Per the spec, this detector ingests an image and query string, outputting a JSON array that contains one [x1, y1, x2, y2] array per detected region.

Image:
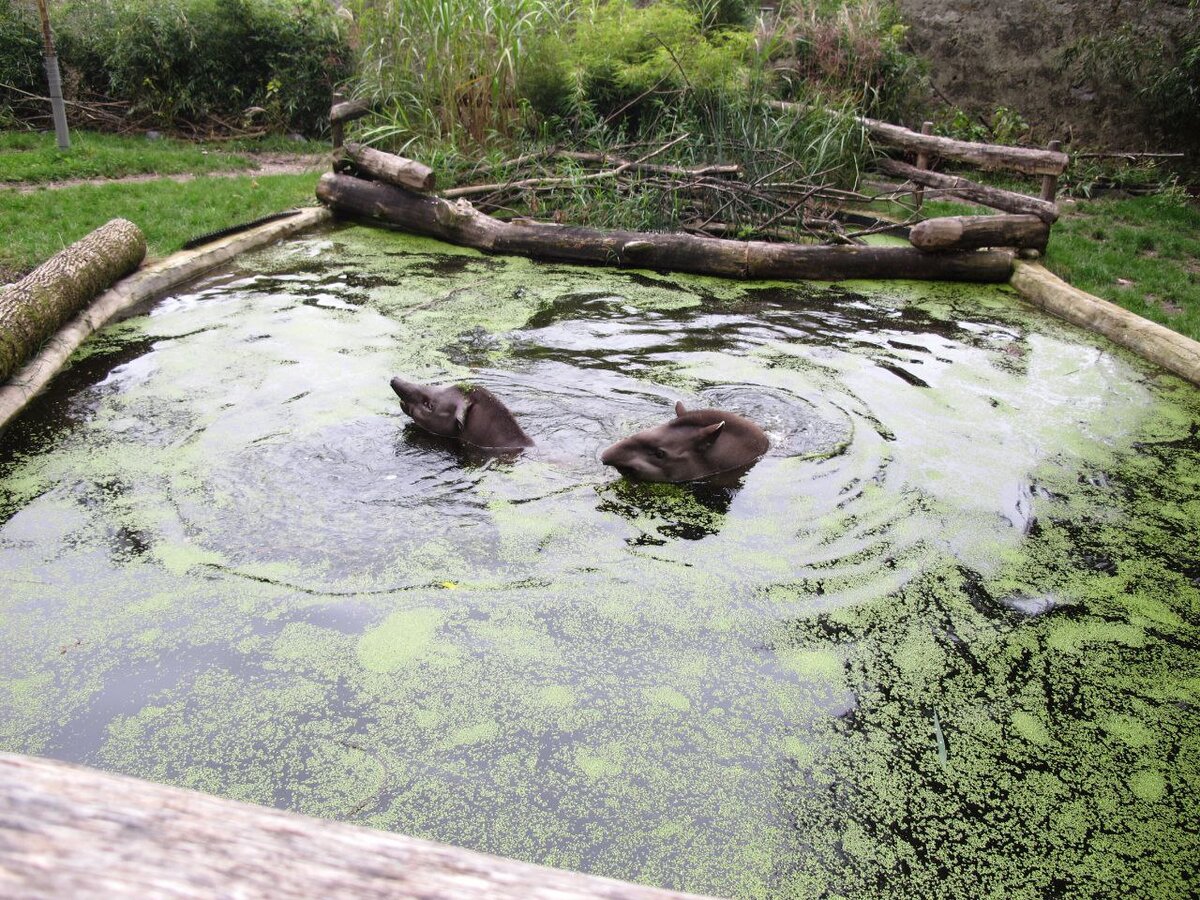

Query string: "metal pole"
[[35, 0, 70, 150]]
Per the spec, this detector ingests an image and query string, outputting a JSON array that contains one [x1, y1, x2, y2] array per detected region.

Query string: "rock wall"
[[893, 0, 1195, 148]]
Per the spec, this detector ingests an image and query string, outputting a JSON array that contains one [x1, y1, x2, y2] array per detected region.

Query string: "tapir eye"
[[423, 399, 433, 410], [653, 447, 666, 459]]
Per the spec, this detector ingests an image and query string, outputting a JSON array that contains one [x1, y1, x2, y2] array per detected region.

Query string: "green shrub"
[[0, 1, 44, 126], [50, 0, 351, 134], [768, 0, 926, 121]]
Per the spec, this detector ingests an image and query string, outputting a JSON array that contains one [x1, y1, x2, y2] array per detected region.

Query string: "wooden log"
[[909, 215, 1050, 252], [0, 752, 715, 900], [0, 218, 145, 384], [337, 141, 436, 192], [1040, 140, 1063, 202], [767, 101, 1069, 176], [1012, 261, 1200, 388], [861, 116, 1068, 176], [1, 208, 331, 433], [913, 120, 933, 209], [329, 98, 374, 127], [316, 173, 1015, 283], [876, 158, 1060, 224]]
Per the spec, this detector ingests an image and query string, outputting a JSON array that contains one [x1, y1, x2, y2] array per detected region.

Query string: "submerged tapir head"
[[600, 401, 768, 483], [390, 376, 534, 450]]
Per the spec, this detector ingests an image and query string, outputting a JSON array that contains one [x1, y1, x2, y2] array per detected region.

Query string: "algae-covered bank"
[[1, 224, 1197, 898]]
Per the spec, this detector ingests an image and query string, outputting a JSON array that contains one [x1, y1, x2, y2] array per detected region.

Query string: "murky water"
[[2, 225, 1197, 898]]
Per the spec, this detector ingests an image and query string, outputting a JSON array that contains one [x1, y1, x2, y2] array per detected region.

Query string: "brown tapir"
[[390, 377, 534, 451], [600, 401, 769, 483]]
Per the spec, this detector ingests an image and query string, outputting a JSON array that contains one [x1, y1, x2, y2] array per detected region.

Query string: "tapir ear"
[[675, 400, 687, 417], [694, 420, 724, 450], [453, 396, 472, 433]]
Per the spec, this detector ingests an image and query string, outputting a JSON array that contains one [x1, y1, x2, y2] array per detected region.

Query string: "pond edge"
[[1011, 260, 1200, 387], [0, 206, 333, 435]]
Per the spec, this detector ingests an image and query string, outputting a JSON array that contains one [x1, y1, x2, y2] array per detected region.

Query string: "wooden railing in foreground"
[[0, 752, 719, 900]]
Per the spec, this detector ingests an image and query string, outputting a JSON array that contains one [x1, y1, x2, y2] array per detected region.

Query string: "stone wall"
[[893, 0, 1195, 148]]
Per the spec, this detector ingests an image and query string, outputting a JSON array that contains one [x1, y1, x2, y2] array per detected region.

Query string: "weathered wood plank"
[[317, 173, 1015, 283], [0, 753, 718, 900], [329, 99, 374, 126], [876, 158, 1060, 224], [909, 215, 1050, 252]]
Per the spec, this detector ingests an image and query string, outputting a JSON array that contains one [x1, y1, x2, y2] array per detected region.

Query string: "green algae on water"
[[1, 223, 1198, 899]]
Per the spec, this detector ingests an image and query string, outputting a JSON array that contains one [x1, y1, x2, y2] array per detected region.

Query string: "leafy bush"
[[44, 0, 351, 134], [0, 1, 46, 126], [768, 0, 926, 121]]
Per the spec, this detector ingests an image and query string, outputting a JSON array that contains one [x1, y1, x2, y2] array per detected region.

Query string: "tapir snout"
[[390, 376, 534, 451]]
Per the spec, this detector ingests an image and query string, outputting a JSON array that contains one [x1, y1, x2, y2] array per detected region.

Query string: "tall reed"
[[346, 0, 585, 145]]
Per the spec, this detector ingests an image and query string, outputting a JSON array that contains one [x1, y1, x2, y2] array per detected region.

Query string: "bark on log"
[[0, 218, 145, 384], [337, 142, 436, 192], [317, 173, 1014, 283], [876, 158, 1060, 224], [0, 752, 715, 900], [1, 208, 332, 434], [767, 101, 1070, 176], [909, 215, 1050, 252]]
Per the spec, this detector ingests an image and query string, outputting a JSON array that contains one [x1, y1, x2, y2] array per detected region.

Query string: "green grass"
[[0, 131, 325, 184], [1044, 193, 1200, 342], [0, 173, 320, 280]]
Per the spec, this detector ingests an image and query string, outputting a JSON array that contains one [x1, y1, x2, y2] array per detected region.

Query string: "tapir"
[[600, 401, 769, 483], [390, 377, 534, 451]]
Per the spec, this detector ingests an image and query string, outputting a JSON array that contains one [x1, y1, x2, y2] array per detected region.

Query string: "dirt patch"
[[5, 153, 327, 194]]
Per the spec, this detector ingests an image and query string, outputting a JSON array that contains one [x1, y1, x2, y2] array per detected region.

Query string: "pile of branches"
[[422, 134, 928, 246]]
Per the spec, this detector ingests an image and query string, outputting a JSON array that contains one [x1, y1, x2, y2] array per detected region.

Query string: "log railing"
[[769, 100, 1069, 255]]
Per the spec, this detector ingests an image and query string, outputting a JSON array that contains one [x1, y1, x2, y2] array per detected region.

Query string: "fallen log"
[[909, 215, 1050, 252], [876, 159, 1060, 224], [768, 101, 1070, 176], [337, 141, 436, 192], [0, 208, 331, 434], [0, 752, 714, 900], [0, 218, 145, 384], [317, 173, 1014, 283]]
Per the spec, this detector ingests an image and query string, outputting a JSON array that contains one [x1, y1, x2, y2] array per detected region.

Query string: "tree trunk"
[[337, 142, 436, 192], [876, 159, 1060, 224], [316, 173, 1014, 283], [909, 215, 1050, 252], [0, 218, 145, 383]]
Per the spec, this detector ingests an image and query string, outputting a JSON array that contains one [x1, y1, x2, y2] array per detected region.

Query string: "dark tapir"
[[600, 401, 769, 483], [390, 377, 534, 451]]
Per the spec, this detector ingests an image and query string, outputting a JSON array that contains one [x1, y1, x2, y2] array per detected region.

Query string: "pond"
[[1, 224, 1197, 898]]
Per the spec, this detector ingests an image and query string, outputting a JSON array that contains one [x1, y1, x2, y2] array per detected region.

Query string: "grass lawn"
[[0, 173, 321, 280], [1044, 194, 1200, 343], [0, 130, 325, 184]]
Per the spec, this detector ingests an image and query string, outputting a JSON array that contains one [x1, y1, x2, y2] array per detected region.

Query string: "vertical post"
[[913, 120, 933, 209], [331, 92, 345, 151], [1040, 139, 1063, 202], [35, 0, 70, 150]]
